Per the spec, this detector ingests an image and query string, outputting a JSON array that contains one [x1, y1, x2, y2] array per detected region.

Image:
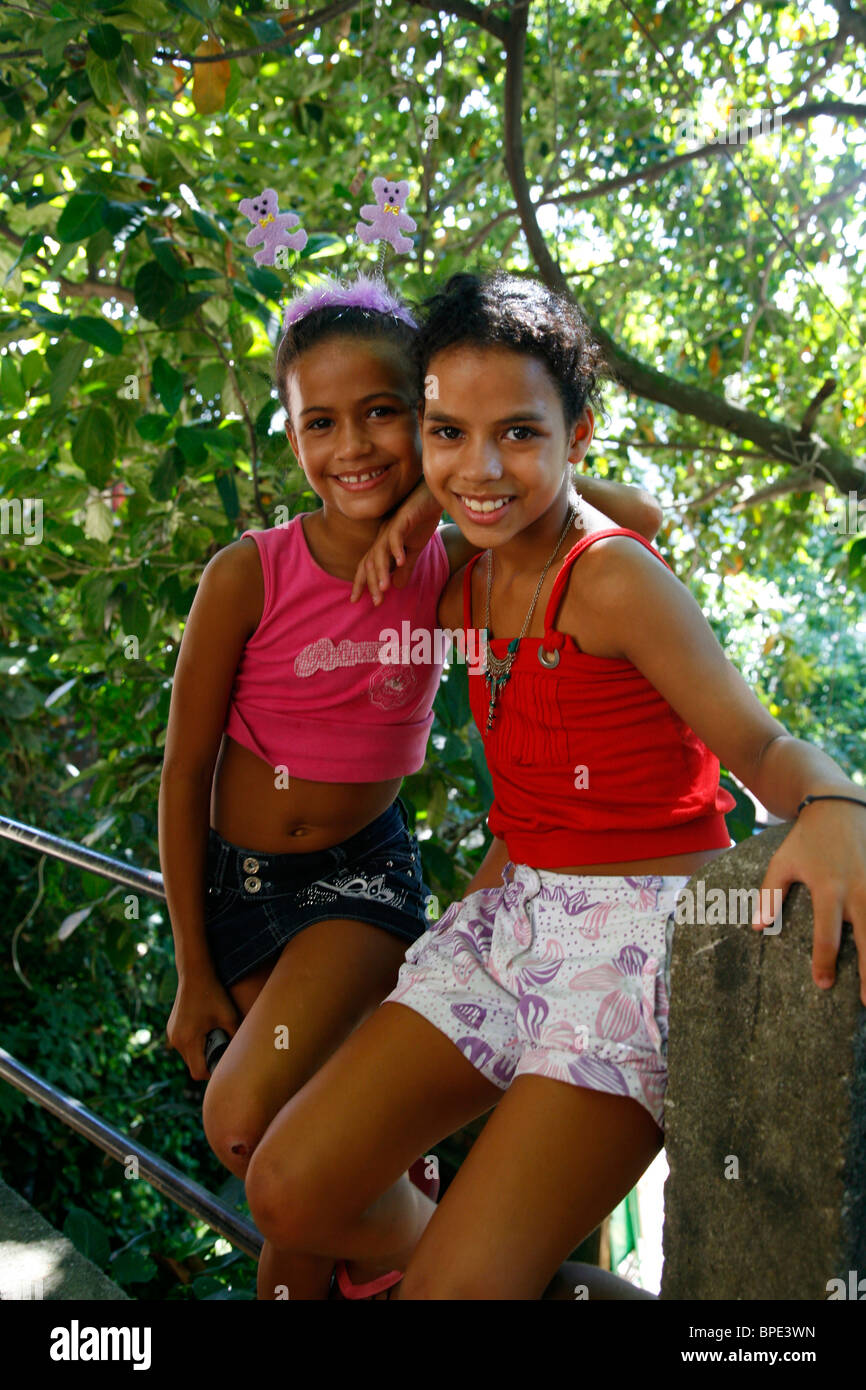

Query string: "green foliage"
[[0, 0, 863, 1297]]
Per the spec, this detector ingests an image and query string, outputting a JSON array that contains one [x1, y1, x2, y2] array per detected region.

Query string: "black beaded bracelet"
[[796, 793, 866, 815]]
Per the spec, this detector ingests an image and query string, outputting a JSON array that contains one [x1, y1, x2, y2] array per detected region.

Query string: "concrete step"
[[0, 1175, 131, 1301]]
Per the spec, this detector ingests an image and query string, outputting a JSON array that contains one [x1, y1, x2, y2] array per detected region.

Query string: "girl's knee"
[[245, 1143, 321, 1250], [202, 1077, 266, 1179], [246, 1138, 362, 1252]]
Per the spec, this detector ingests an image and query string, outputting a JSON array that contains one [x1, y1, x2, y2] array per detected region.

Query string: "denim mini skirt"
[[203, 798, 432, 987]]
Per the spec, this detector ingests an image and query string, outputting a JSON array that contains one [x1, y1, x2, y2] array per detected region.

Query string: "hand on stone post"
[[753, 800, 866, 1005]]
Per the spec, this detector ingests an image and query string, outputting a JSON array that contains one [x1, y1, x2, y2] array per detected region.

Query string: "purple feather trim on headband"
[[282, 272, 417, 331]]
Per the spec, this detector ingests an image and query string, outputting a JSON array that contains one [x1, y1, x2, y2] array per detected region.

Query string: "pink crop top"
[[224, 515, 450, 782]]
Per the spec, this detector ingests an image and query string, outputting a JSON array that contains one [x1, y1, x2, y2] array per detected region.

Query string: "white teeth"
[[461, 495, 511, 514], [339, 466, 387, 484]]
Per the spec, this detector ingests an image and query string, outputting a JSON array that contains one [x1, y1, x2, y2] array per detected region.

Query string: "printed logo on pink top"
[[294, 637, 418, 708]]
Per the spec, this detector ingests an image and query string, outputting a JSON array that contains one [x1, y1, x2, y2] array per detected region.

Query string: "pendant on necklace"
[[484, 635, 519, 731]]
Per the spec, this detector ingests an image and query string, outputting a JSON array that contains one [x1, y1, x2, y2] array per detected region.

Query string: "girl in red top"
[[244, 271, 866, 1300], [160, 270, 663, 1300]]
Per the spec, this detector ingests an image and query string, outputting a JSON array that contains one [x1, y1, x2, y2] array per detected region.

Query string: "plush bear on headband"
[[355, 177, 416, 255], [238, 189, 308, 266]]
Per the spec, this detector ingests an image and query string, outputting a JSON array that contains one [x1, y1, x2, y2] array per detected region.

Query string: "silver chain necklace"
[[482, 503, 578, 732]]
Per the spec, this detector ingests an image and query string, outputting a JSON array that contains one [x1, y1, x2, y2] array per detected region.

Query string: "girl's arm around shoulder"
[[351, 476, 663, 605], [575, 474, 662, 541], [561, 533, 866, 1000]]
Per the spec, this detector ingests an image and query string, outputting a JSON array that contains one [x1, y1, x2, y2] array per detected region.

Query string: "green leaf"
[[112, 1249, 157, 1285], [145, 232, 186, 281], [20, 351, 43, 390], [41, 20, 80, 66], [197, 361, 225, 400], [134, 260, 181, 321], [421, 839, 457, 891], [214, 469, 240, 521], [135, 414, 172, 442], [0, 77, 26, 123], [45, 677, 77, 708], [48, 341, 88, 408], [69, 315, 124, 356], [83, 496, 114, 542], [151, 356, 184, 414], [721, 774, 757, 843], [469, 733, 494, 804], [104, 200, 146, 235], [0, 355, 25, 409], [58, 904, 95, 941], [159, 290, 212, 327], [182, 267, 223, 283], [115, 43, 148, 112], [71, 406, 117, 487], [56, 192, 108, 243], [174, 426, 207, 467], [4, 679, 41, 719], [87, 23, 123, 59], [848, 535, 866, 578], [86, 53, 124, 107], [192, 209, 222, 241], [301, 233, 344, 260], [150, 447, 184, 500], [437, 664, 470, 730], [80, 573, 112, 633], [63, 1206, 111, 1270], [21, 299, 71, 332], [121, 589, 151, 638], [247, 266, 283, 298], [4, 231, 44, 281]]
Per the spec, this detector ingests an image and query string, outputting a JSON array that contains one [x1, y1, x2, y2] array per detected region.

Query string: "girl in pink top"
[[159, 272, 663, 1300]]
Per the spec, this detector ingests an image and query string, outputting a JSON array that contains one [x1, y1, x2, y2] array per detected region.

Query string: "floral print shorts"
[[384, 863, 691, 1129]]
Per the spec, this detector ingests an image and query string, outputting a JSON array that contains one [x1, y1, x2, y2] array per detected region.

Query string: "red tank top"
[[463, 527, 735, 867]]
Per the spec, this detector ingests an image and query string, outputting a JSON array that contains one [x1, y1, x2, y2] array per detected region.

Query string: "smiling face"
[[284, 335, 422, 520], [421, 343, 594, 545]]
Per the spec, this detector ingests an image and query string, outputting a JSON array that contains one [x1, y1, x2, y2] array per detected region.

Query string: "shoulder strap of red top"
[[463, 551, 485, 631], [542, 528, 673, 643]]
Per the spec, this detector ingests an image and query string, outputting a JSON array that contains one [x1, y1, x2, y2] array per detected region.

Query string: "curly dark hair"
[[275, 301, 418, 425], [415, 271, 607, 427]]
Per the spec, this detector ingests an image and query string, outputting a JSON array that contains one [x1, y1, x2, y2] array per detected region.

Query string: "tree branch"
[[0, 220, 136, 305], [193, 310, 268, 529], [543, 101, 866, 212], [498, 13, 866, 499], [798, 379, 837, 438], [412, 0, 508, 43], [826, 0, 866, 46]]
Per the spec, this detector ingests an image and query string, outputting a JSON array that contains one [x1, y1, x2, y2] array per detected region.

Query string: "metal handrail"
[[0, 1048, 263, 1260], [0, 816, 166, 898], [0, 814, 264, 1263]]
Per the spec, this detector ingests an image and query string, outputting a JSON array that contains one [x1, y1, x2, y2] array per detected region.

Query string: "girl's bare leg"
[[201, 919, 411, 1298], [395, 1074, 663, 1300], [245, 1002, 501, 1296]]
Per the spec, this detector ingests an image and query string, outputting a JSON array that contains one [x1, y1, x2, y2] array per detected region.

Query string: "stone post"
[[661, 825, 866, 1300]]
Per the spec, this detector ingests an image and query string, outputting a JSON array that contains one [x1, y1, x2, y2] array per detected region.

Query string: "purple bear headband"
[[237, 172, 418, 333], [282, 272, 417, 331]]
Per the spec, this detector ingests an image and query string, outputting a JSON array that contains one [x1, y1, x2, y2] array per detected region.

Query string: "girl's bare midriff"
[[210, 733, 403, 854], [546, 847, 727, 877]]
